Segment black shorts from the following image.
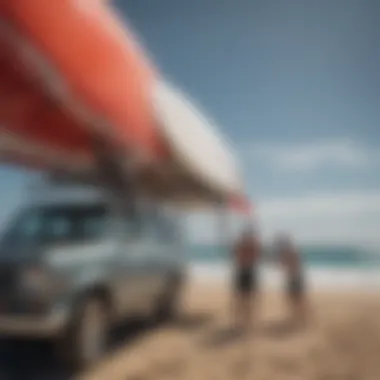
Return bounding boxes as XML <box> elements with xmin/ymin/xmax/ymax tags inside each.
<box><xmin>235</xmin><ymin>268</ymin><xmax>257</xmax><ymax>294</ymax></box>
<box><xmin>287</xmin><ymin>275</ymin><xmax>304</xmax><ymax>299</ymax></box>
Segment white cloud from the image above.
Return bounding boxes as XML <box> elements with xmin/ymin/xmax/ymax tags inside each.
<box><xmin>247</xmin><ymin>138</ymin><xmax>377</xmax><ymax>172</ymax></box>
<box><xmin>256</xmin><ymin>191</ymin><xmax>380</xmax><ymax>246</ymax></box>
<box><xmin>257</xmin><ymin>191</ymin><xmax>380</xmax><ymax>219</ymax></box>
<box><xmin>186</xmin><ymin>191</ymin><xmax>380</xmax><ymax>247</ymax></box>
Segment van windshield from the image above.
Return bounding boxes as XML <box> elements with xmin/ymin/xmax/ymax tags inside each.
<box><xmin>2</xmin><ymin>204</ymin><xmax>107</xmax><ymax>245</ymax></box>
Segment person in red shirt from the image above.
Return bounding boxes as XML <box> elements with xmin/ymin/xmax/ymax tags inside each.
<box><xmin>232</xmin><ymin>226</ymin><xmax>262</xmax><ymax>331</ymax></box>
<box><xmin>275</xmin><ymin>234</ymin><xmax>309</xmax><ymax>326</ymax></box>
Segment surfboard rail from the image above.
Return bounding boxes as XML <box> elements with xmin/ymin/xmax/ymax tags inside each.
<box><xmin>0</xmin><ymin>0</ymin><xmax>251</xmax><ymax>213</ymax></box>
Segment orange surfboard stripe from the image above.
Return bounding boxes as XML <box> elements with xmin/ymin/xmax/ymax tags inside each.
<box><xmin>2</xmin><ymin>0</ymin><xmax>165</xmax><ymax>157</ymax></box>
<box><xmin>0</xmin><ymin>31</ymin><xmax>93</xmax><ymax>160</ymax></box>
<box><xmin>0</xmin><ymin>1</ymin><xmax>248</xmax><ymax>209</ymax></box>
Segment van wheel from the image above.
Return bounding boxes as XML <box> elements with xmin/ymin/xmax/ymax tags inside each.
<box><xmin>58</xmin><ymin>297</ymin><xmax>108</xmax><ymax>370</ymax></box>
<box><xmin>154</xmin><ymin>275</ymin><xmax>183</xmax><ymax>323</ymax></box>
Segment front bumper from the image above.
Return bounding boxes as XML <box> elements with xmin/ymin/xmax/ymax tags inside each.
<box><xmin>0</xmin><ymin>309</ymin><xmax>68</xmax><ymax>338</ymax></box>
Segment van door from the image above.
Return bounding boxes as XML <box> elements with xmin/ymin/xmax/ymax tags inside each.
<box><xmin>112</xmin><ymin>204</ymin><xmax>150</xmax><ymax>316</ymax></box>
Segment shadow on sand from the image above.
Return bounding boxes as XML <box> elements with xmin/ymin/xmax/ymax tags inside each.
<box><xmin>171</xmin><ymin>312</ymin><xmax>214</xmax><ymax>331</ymax></box>
<box><xmin>259</xmin><ymin>319</ymin><xmax>302</xmax><ymax>339</ymax></box>
<box><xmin>200</xmin><ymin>319</ymin><xmax>304</xmax><ymax>349</ymax></box>
<box><xmin>0</xmin><ymin>313</ymin><xmax>214</xmax><ymax>380</ymax></box>
<box><xmin>200</xmin><ymin>326</ymin><xmax>249</xmax><ymax>348</ymax></box>
<box><xmin>0</xmin><ymin>319</ymin><xmax>156</xmax><ymax>380</ymax></box>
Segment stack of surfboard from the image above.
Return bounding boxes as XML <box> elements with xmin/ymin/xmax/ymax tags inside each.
<box><xmin>0</xmin><ymin>0</ymin><xmax>250</xmax><ymax>213</ymax></box>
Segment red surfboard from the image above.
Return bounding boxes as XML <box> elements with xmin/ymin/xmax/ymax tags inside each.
<box><xmin>0</xmin><ymin>0</ymin><xmax>251</xmax><ymax>213</ymax></box>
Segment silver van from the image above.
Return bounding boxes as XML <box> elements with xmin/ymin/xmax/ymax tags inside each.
<box><xmin>0</xmin><ymin>178</ymin><xmax>185</xmax><ymax>368</ymax></box>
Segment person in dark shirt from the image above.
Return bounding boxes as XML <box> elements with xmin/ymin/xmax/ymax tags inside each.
<box><xmin>275</xmin><ymin>234</ymin><xmax>309</xmax><ymax>325</ymax></box>
<box><xmin>232</xmin><ymin>226</ymin><xmax>261</xmax><ymax>331</ymax></box>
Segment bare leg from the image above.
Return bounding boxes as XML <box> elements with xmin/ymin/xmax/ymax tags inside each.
<box><xmin>233</xmin><ymin>293</ymin><xmax>248</xmax><ymax>331</ymax></box>
<box><xmin>231</xmin><ymin>291</ymin><xmax>239</xmax><ymax>328</ymax></box>
<box><xmin>241</xmin><ymin>293</ymin><xmax>257</xmax><ymax>332</ymax></box>
<box><xmin>233</xmin><ymin>293</ymin><xmax>244</xmax><ymax>330</ymax></box>
<box><xmin>241</xmin><ymin>294</ymin><xmax>250</xmax><ymax>330</ymax></box>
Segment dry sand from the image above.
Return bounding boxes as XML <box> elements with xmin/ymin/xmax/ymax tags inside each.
<box><xmin>79</xmin><ymin>282</ymin><xmax>380</xmax><ymax>380</ymax></box>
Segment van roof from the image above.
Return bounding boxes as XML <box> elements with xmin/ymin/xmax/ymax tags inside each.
<box><xmin>26</xmin><ymin>175</ymin><xmax>179</xmax><ymax>212</ymax></box>
<box><xmin>27</xmin><ymin>183</ymin><xmax>110</xmax><ymax>208</ymax></box>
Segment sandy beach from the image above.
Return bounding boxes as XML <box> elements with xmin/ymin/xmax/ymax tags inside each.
<box><xmin>78</xmin><ymin>281</ymin><xmax>380</xmax><ymax>380</ymax></box>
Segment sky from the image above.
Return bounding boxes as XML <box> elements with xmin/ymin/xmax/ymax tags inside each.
<box><xmin>0</xmin><ymin>0</ymin><xmax>379</xmax><ymax>246</ymax></box>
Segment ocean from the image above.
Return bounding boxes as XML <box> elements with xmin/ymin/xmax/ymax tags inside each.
<box><xmin>187</xmin><ymin>244</ymin><xmax>380</xmax><ymax>291</ymax></box>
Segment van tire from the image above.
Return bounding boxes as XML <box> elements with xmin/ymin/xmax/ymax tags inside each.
<box><xmin>154</xmin><ymin>273</ymin><xmax>184</xmax><ymax>323</ymax></box>
<box><xmin>57</xmin><ymin>297</ymin><xmax>108</xmax><ymax>370</ymax></box>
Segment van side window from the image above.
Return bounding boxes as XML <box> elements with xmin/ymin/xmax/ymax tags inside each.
<box><xmin>3</xmin><ymin>205</ymin><xmax>107</xmax><ymax>244</ymax></box>
<box><xmin>82</xmin><ymin>211</ymin><xmax>107</xmax><ymax>239</ymax></box>
<box><xmin>49</xmin><ymin>216</ymin><xmax>71</xmax><ymax>240</ymax></box>
<box><xmin>115</xmin><ymin>203</ymin><xmax>141</xmax><ymax>241</ymax></box>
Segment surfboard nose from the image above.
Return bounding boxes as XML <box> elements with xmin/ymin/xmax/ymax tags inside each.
<box><xmin>1</xmin><ymin>0</ymin><xmax>165</xmax><ymax>158</ymax></box>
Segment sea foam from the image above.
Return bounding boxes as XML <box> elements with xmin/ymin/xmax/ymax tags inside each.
<box><xmin>189</xmin><ymin>262</ymin><xmax>380</xmax><ymax>291</ymax></box>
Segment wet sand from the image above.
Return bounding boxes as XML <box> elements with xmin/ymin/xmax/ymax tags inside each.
<box><xmin>76</xmin><ymin>282</ymin><xmax>380</xmax><ymax>380</ymax></box>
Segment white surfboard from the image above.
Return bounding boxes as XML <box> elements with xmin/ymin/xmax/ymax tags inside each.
<box><xmin>152</xmin><ymin>80</ymin><xmax>243</xmax><ymax>197</ymax></box>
